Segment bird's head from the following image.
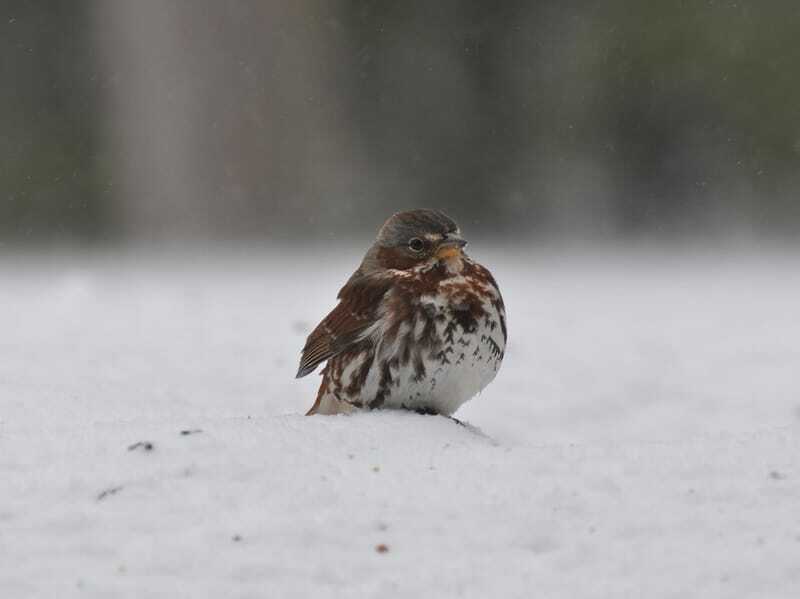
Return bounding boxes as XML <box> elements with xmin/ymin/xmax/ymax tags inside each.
<box><xmin>370</xmin><ymin>209</ymin><xmax>467</xmax><ymax>271</ymax></box>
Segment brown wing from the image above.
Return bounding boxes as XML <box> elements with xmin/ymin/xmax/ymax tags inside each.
<box><xmin>296</xmin><ymin>273</ymin><xmax>391</xmax><ymax>378</ymax></box>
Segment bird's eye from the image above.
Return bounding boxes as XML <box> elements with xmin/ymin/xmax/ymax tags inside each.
<box><xmin>408</xmin><ymin>238</ymin><xmax>425</xmax><ymax>252</ymax></box>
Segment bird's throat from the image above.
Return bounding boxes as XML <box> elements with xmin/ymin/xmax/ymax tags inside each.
<box><xmin>436</xmin><ymin>249</ymin><xmax>464</xmax><ymax>273</ymax></box>
<box><xmin>436</xmin><ymin>246</ymin><xmax>462</xmax><ymax>260</ymax></box>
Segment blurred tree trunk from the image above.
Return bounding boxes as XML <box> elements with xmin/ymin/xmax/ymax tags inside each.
<box><xmin>93</xmin><ymin>0</ymin><xmax>362</xmax><ymax>241</ymax></box>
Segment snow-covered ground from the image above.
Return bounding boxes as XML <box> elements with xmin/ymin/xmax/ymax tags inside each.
<box><xmin>2</xmin><ymin>244</ymin><xmax>799</xmax><ymax>598</ymax></box>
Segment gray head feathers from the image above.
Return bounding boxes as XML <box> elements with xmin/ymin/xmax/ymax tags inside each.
<box><xmin>376</xmin><ymin>209</ymin><xmax>459</xmax><ymax>247</ymax></box>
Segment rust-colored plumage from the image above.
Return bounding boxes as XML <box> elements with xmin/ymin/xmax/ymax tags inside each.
<box><xmin>297</xmin><ymin>209</ymin><xmax>506</xmax><ymax>416</ymax></box>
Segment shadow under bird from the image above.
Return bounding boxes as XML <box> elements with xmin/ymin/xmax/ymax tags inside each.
<box><xmin>296</xmin><ymin>209</ymin><xmax>506</xmax><ymax>416</ymax></box>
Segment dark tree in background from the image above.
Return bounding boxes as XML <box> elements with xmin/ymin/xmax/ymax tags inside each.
<box><xmin>2</xmin><ymin>1</ymin><xmax>799</xmax><ymax>242</ymax></box>
<box><xmin>1</xmin><ymin>1</ymin><xmax>108</xmax><ymax>241</ymax></box>
<box><xmin>340</xmin><ymin>1</ymin><xmax>536</xmax><ymax>231</ymax></box>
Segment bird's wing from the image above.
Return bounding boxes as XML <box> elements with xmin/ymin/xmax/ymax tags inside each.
<box><xmin>296</xmin><ymin>274</ymin><xmax>392</xmax><ymax>378</ymax></box>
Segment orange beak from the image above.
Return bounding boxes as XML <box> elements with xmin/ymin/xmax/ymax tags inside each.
<box><xmin>435</xmin><ymin>237</ymin><xmax>467</xmax><ymax>260</ymax></box>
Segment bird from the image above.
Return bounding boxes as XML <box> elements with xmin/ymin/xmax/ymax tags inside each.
<box><xmin>296</xmin><ymin>209</ymin><xmax>506</xmax><ymax>416</ymax></box>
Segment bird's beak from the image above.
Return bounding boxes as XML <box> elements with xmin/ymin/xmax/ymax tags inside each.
<box><xmin>435</xmin><ymin>236</ymin><xmax>468</xmax><ymax>260</ymax></box>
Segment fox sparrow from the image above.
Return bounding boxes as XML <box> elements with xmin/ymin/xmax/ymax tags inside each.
<box><xmin>297</xmin><ymin>209</ymin><xmax>506</xmax><ymax>416</ymax></box>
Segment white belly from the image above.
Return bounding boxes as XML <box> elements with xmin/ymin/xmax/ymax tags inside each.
<box><xmin>356</xmin><ymin>296</ymin><xmax>505</xmax><ymax>416</ymax></box>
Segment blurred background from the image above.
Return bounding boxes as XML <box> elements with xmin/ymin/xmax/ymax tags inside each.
<box><xmin>4</xmin><ymin>0</ymin><xmax>800</xmax><ymax>245</ymax></box>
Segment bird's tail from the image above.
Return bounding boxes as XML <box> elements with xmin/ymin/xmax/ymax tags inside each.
<box><xmin>306</xmin><ymin>375</ymin><xmax>356</xmax><ymax>415</ymax></box>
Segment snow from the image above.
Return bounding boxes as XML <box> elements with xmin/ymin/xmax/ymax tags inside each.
<box><xmin>2</xmin><ymin>245</ymin><xmax>800</xmax><ymax>598</ymax></box>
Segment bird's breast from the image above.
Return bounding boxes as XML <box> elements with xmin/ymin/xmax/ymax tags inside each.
<box><xmin>363</xmin><ymin>268</ymin><xmax>505</xmax><ymax>415</ymax></box>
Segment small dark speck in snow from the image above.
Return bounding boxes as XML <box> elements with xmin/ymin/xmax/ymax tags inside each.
<box><xmin>127</xmin><ymin>441</ymin><xmax>154</xmax><ymax>452</ymax></box>
<box><xmin>97</xmin><ymin>486</ymin><xmax>123</xmax><ymax>501</ymax></box>
<box><xmin>375</xmin><ymin>544</ymin><xmax>389</xmax><ymax>554</ymax></box>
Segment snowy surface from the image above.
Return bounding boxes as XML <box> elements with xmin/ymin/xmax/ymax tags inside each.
<box><xmin>2</xmin><ymin>244</ymin><xmax>800</xmax><ymax>598</ymax></box>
